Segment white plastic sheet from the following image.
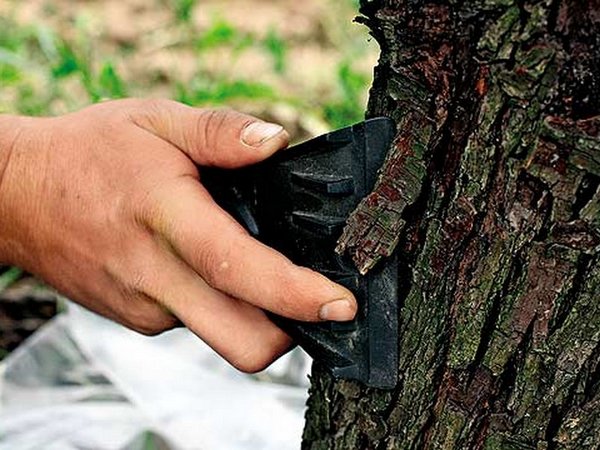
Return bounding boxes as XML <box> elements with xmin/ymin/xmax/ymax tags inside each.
<box><xmin>0</xmin><ymin>302</ymin><xmax>311</xmax><ymax>449</ymax></box>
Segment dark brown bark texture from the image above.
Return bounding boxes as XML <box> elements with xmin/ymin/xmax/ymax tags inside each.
<box><xmin>303</xmin><ymin>1</ymin><xmax>600</xmax><ymax>449</ymax></box>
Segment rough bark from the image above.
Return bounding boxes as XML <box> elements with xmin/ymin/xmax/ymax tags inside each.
<box><xmin>303</xmin><ymin>1</ymin><xmax>600</xmax><ymax>449</ymax></box>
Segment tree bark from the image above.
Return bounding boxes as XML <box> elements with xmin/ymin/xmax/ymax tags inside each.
<box><xmin>303</xmin><ymin>1</ymin><xmax>600</xmax><ymax>449</ymax></box>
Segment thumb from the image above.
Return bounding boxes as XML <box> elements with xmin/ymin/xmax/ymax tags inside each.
<box><xmin>130</xmin><ymin>99</ymin><xmax>290</xmax><ymax>168</ymax></box>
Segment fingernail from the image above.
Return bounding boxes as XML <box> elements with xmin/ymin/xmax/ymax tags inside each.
<box><xmin>319</xmin><ymin>298</ymin><xmax>356</xmax><ymax>322</ymax></box>
<box><xmin>241</xmin><ymin>122</ymin><xmax>284</xmax><ymax>147</ymax></box>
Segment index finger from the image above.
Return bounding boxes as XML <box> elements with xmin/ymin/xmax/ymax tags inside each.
<box><xmin>144</xmin><ymin>177</ymin><xmax>357</xmax><ymax>322</ymax></box>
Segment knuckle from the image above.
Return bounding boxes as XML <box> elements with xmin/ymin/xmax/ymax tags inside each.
<box><xmin>138</xmin><ymin>98</ymin><xmax>177</xmax><ymax>115</ymax></box>
<box><xmin>132</xmin><ymin>184</ymin><xmax>170</xmax><ymax>231</ymax></box>
<box><xmin>116</xmin><ymin>245</ymin><xmax>159</xmax><ymax>294</ymax></box>
<box><xmin>229</xmin><ymin>330</ymin><xmax>291</xmax><ymax>373</ymax></box>
<box><xmin>231</xmin><ymin>346</ymin><xmax>280</xmax><ymax>374</ymax></box>
<box><xmin>233</xmin><ymin>360</ymin><xmax>268</xmax><ymax>375</ymax></box>
<box><xmin>196</xmin><ymin>245</ymin><xmax>224</xmax><ymax>287</ymax></box>
<box><xmin>128</xmin><ymin>269</ymin><xmax>150</xmax><ymax>295</ymax></box>
<box><xmin>194</xmin><ymin>109</ymin><xmax>228</xmax><ymax>165</ymax></box>
<box><xmin>107</xmin><ymin>248</ymin><xmax>177</xmax><ymax>337</ymax></box>
<box><xmin>131</xmin><ymin>322</ymin><xmax>166</xmax><ymax>337</ymax></box>
<box><xmin>123</xmin><ymin>295</ymin><xmax>177</xmax><ymax>337</ymax></box>
<box><xmin>270</xmin><ymin>264</ymin><xmax>316</xmax><ymax>320</ymax></box>
<box><xmin>125</xmin><ymin>98</ymin><xmax>179</xmax><ymax>132</ymax></box>
<box><xmin>193</xmin><ymin>108</ymin><xmax>249</xmax><ymax>166</ymax></box>
<box><xmin>195</xmin><ymin>228</ymin><xmax>242</xmax><ymax>289</ymax></box>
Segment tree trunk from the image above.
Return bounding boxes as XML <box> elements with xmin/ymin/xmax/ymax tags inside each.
<box><xmin>303</xmin><ymin>1</ymin><xmax>600</xmax><ymax>449</ymax></box>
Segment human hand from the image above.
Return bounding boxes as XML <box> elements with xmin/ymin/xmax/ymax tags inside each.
<box><xmin>0</xmin><ymin>99</ymin><xmax>357</xmax><ymax>372</ymax></box>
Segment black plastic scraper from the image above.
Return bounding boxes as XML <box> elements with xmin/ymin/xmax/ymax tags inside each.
<box><xmin>201</xmin><ymin>117</ymin><xmax>399</xmax><ymax>389</ymax></box>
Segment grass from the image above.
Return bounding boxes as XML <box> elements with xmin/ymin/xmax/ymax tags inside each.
<box><xmin>0</xmin><ymin>0</ymin><xmax>376</xmax><ymax>128</ymax></box>
<box><xmin>323</xmin><ymin>60</ymin><xmax>370</xmax><ymax>128</ymax></box>
<box><xmin>171</xmin><ymin>0</ymin><xmax>198</xmax><ymax>24</ymax></box>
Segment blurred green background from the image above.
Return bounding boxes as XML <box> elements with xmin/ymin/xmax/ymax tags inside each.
<box><xmin>0</xmin><ymin>0</ymin><xmax>378</xmax><ymax>358</ymax></box>
<box><xmin>0</xmin><ymin>0</ymin><xmax>377</xmax><ymax>138</ymax></box>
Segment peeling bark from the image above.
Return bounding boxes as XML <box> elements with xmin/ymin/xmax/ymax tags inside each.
<box><xmin>304</xmin><ymin>1</ymin><xmax>600</xmax><ymax>449</ymax></box>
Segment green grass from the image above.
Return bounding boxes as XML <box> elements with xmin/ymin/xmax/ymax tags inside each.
<box><xmin>0</xmin><ymin>3</ymin><xmax>373</xmax><ymax>126</ymax></box>
<box><xmin>263</xmin><ymin>28</ymin><xmax>287</xmax><ymax>74</ymax></box>
<box><xmin>196</xmin><ymin>17</ymin><xmax>254</xmax><ymax>51</ymax></box>
<box><xmin>171</xmin><ymin>0</ymin><xmax>198</xmax><ymax>24</ymax></box>
<box><xmin>176</xmin><ymin>78</ymin><xmax>278</xmax><ymax>105</ymax></box>
<box><xmin>322</xmin><ymin>60</ymin><xmax>370</xmax><ymax>128</ymax></box>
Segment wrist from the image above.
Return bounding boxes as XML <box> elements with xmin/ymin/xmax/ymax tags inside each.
<box><xmin>0</xmin><ymin>114</ymin><xmax>20</xmax><ymax>180</ymax></box>
<box><xmin>0</xmin><ymin>115</ymin><xmax>34</xmax><ymax>265</ymax></box>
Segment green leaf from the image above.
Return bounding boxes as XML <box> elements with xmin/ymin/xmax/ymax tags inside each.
<box><xmin>0</xmin><ymin>64</ymin><xmax>21</xmax><ymax>85</ymax></box>
<box><xmin>262</xmin><ymin>28</ymin><xmax>287</xmax><ymax>74</ymax></box>
<box><xmin>171</xmin><ymin>0</ymin><xmax>197</xmax><ymax>24</ymax></box>
<box><xmin>196</xmin><ymin>18</ymin><xmax>254</xmax><ymax>52</ymax></box>
<box><xmin>51</xmin><ymin>41</ymin><xmax>81</xmax><ymax>78</ymax></box>
<box><xmin>98</xmin><ymin>61</ymin><xmax>127</xmax><ymax>99</ymax></box>
<box><xmin>0</xmin><ymin>48</ymin><xmax>25</xmax><ymax>86</ymax></box>
<box><xmin>321</xmin><ymin>60</ymin><xmax>369</xmax><ymax>128</ymax></box>
<box><xmin>338</xmin><ymin>60</ymin><xmax>368</xmax><ymax>101</ymax></box>
<box><xmin>176</xmin><ymin>77</ymin><xmax>276</xmax><ymax>105</ymax></box>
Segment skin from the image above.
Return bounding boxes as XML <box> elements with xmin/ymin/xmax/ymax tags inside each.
<box><xmin>0</xmin><ymin>99</ymin><xmax>357</xmax><ymax>373</ymax></box>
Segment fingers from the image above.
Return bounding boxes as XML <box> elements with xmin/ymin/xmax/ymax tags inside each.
<box><xmin>129</xmin><ymin>99</ymin><xmax>290</xmax><ymax>168</ymax></box>
<box><xmin>126</xmin><ymin>238</ymin><xmax>293</xmax><ymax>373</ymax></box>
<box><xmin>144</xmin><ymin>177</ymin><xmax>358</xmax><ymax>322</ymax></box>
